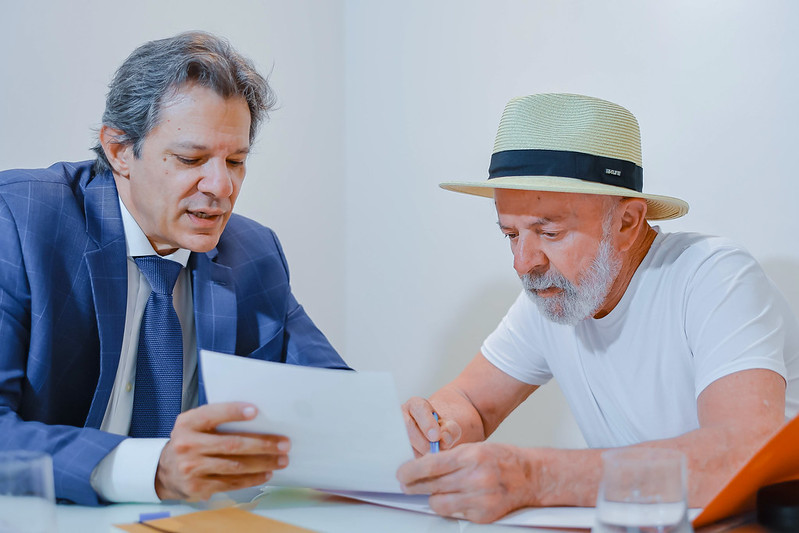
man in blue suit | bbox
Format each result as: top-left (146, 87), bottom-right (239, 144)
top-left (0, 32), bottom-right (349, 505)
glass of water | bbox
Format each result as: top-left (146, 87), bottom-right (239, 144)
top-left (592, 448), bottom-right (692, 533)
top-left (0, 450), bottom-right (56, 533)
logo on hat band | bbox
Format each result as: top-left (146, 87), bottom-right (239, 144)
top-left (488, 149), bottom-right (644, 192)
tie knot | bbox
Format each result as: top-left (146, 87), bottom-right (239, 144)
top-left (134, 256), bottom-right (182, 295)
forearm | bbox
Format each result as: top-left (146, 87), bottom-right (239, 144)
top-left (514, 418), bottom-right (780, 509)
top-left (429, 384), bottom-right (488, 443)
top-left (633, 419), bottom-right (780, 507)
top-left (513, 446), bottom-right (603, 507)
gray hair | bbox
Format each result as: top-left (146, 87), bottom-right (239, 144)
top-left (92, 31), bottom-right (275, 174)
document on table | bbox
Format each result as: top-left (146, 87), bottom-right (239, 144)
top-left (320, 490), bottom-right (702, 529)
top-left (200, 350), bottom-right (415, 493)
top-left (321, 490), bottom-right (595, 528)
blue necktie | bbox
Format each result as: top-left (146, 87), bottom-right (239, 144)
top-left (129, 256), bottom-right (184, 438)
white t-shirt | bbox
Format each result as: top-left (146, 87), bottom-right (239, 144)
top-left (481, 230), bottom-right (799, 448)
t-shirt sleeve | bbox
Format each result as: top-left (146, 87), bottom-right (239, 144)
top-left (481, 291), bottom-right (553, 386)
top-left (685, 243), bottom-right (788, 397)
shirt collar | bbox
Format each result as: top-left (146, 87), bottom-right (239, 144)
top-left (118, 197), bottom-right (191, 267)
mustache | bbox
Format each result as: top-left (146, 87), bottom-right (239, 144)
top-left (521, 268), bottom-right (576, 293)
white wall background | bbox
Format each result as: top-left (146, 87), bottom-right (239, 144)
top-left (1, 0), bottom-right (797, 449)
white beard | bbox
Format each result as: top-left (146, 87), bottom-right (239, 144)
top-left (521, 233), bottom-right (621, 326)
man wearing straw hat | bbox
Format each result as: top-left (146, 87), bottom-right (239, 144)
top-left (398, 93), bottom-right (799, 523)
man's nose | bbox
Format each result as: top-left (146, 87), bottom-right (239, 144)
top-left (513, 236), bottom-right (548, 276)
top-left (198, 160), bottom-right (234, 198)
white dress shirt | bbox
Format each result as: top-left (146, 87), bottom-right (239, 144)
top-left (90, 199), bottom-right (198, 502)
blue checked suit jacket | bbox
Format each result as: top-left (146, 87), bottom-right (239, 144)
top-left (0, 161), bottom-right (349, 505)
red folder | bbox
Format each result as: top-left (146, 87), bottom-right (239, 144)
top-left (693, 414), bottom-right (799, 528)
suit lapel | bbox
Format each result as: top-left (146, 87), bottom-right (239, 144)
top-left (190, 251), bottom-right (237, 405)
top-left (82, 172), bottom-right (128, 428)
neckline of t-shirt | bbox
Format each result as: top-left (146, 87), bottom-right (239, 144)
top-left (589, 225), bottom-right (665, 327)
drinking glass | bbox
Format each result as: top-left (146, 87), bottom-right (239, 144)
top-left (0, 451), bottom-right (56, 533)
top-left (593, 448), bottom-right (692, 533)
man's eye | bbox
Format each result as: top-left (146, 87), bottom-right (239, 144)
top-left (503, 233), bottom-right (518, 240)
top-left (176, 156), bottom-right (200, 165)
top-left (227, 159), bottom-right (245, 167)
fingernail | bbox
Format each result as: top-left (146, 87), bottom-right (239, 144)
top-left (427, 429), bottom-right (437, 440)
top-left (277, 440), bottom-right (290, 452)
top-left (442, 433), bottom-right (453, 447)
top-left (242, 406), bottom-right (257, 418)
top-left (278, 456), bottom-right (288, 467)
top-left (451, 511), bottom-right (465, 519)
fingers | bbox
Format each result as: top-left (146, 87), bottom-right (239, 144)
top-left (155, 403), bottom-right (293, 501)
top-left (404, 397), bottom-right (440, 439)
top-left (170, 427), bottom-right (290, 457)
top-left (172, 452), bottom-right (289, 479)
top-left (439, 419), bottom-right (462, 449)
top-left (170, 403), bottom-right (290, 458)
top-left (403, 397), bottom-right (461, 455)
top-left (402, 397), bottom-right (433, 454)
top-left (173, 401), bottom-right (260, 432)
top-left (397, 447), bottom-right (465, 492)
top-left (428, 492), bottom-right (504, 524)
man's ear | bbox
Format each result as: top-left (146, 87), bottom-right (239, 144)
top-left (616, 197), bottom-right (648, 252)
top-left (99, 125), bottom-right (133, 178)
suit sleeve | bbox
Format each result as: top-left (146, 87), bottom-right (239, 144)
top-left (269, 229), bottom-right (351, 370)
top-left (0, 194), bottom-right (125, 506)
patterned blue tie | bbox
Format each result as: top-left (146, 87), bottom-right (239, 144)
top-left (129, 256), bottom-right (184, 438)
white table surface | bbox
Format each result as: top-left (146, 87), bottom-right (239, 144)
top-left (51, 487), bottom-right (579, 533)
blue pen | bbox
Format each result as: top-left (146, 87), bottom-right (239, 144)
top-left (430, 412), bottom-right (440, 454)
top-left (139, 511), bottom-right (170, 522)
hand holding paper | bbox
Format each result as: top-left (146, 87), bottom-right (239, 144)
top-left (200, 350), bottom-right (415, 493)
top-left (155, 402), bottom-right (290, 501)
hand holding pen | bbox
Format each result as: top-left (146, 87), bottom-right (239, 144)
top-left (401, 397), bottom-right (462, 457)
top-left (430, 413), bottom-right (440, 454)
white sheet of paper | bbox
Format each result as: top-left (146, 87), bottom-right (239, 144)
top-left (200, 350), bottom-right (415, 493)
top-left (322, 491), bottom-right (703, 529)
top-left (325, 490), bottom-right (594, 528)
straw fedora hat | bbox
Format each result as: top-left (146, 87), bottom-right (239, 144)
top-left (440, 93), bottom-right (689, 220)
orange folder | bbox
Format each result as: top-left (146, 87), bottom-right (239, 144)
top-left (114, 507), bottom-right (315, 532)
top-left (693, 414), bottom-right (799, 528)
